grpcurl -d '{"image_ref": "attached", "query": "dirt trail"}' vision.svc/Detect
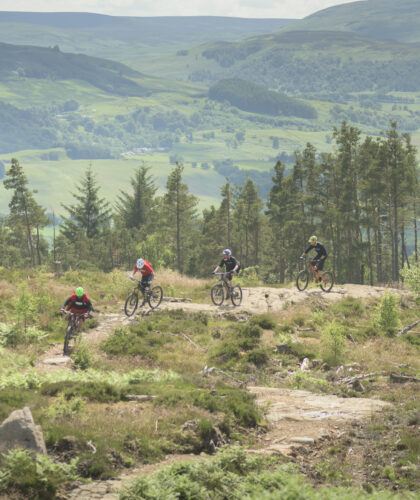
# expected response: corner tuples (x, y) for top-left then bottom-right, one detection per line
(160, 283), (408, 316)
(43, 284), (404, 499)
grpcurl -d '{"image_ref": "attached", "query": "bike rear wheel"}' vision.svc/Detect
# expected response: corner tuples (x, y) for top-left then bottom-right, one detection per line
(296, 270), (309, 291)
(320, 271), (334, 292)
(125, 292), (139, 316)
(148, 286), (163, 309)
(211, 283), (224, 306)
(230, 284), (242, 306)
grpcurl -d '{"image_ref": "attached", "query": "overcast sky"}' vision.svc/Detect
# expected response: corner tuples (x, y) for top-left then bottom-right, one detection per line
(0, 0), (357, 19)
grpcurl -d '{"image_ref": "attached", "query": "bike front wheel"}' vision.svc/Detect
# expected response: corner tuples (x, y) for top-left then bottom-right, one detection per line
(125, 292), (139, 316)
(211, 284), (224, 306)
(230, 284), (242, 306)
(63, 324), (72, 355)
(296, 270), (309, 291)
(148, 286), (163, 309)
(320, 271), (334, 292)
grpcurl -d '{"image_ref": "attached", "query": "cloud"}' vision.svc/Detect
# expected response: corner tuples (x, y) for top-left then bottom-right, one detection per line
(0, 0), (355, 19)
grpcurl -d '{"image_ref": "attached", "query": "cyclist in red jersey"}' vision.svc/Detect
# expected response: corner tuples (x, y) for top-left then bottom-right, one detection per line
(60, 287), (94, 330)
(130, 258), (154, 290)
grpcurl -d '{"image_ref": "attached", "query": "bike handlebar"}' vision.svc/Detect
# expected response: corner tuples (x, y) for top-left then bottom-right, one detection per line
(60, 309), (89, 318)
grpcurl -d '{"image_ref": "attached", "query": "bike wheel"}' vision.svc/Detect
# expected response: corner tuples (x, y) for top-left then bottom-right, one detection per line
(63, 324), (72, 355)
(148, 286), (163, 309)
(230, 284), (242, 306)
(124, 292), (139, 316)
(296, 270), (309, 291)
(211, 284), (224, 306)
(320, 271), (334, 292)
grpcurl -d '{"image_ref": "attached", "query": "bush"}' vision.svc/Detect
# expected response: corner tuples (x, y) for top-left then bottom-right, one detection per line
(373, 292), (401, 336)
(0, 448), (78, 499)
(250, 314), (276, 330)
(247, 349), (269, 367)
(71, 341), (92, 370)
(321, 320), (346, 366)
(400, 264), (420, 301)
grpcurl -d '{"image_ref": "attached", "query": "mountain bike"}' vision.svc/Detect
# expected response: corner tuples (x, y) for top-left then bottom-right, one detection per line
(124, 277), (163, 316)
(61, 310), (88, 355)
(211, 272), (242, 306)
(296, 256), (334, 292)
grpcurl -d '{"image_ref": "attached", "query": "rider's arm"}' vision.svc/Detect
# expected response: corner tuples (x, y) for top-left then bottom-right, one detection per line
(62, 297), (71, 310)
(213, 265), (220, 273)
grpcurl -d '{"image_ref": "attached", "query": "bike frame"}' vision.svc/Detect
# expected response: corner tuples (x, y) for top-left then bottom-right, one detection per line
(214, 272), (233, 292)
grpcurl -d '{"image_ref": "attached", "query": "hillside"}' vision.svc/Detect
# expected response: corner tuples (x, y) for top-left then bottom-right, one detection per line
(284, 0), (420, 43)
(0, 42), (149, 96)
(209, 78), (317, 118)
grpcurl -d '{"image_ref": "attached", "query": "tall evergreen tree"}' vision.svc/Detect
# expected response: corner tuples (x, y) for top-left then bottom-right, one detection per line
(3, 158), (48, 266)
(162, 163), (198, 273)
(61, 166), (111, 241)
(115, 165), (157, 230)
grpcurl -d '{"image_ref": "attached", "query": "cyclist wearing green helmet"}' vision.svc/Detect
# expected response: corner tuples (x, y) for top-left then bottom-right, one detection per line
(300, 236), (328, 286)
(60, 286), (94, 315)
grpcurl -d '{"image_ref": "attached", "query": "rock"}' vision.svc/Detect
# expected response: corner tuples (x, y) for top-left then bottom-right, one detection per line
(0, 406), (46, 454)
(126, 395), (157, 402)
(300, 358), (310, 371)
(290, 437), (315, 445)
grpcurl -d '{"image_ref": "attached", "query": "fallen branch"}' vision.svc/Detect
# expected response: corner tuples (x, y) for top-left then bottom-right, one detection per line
(162, 297), (192, 303)
(202, 365), (243, 385)
(126, 394), (157, 402)
(165, 331), (205, 351)
(397, 320), (420, 336)
(338, 372), (384, 385)
(390, 373), (420, 384)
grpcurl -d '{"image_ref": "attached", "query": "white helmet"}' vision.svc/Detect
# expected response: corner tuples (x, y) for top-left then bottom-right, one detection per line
(136, 258), (145, 269)
(222, 249), (232, 256)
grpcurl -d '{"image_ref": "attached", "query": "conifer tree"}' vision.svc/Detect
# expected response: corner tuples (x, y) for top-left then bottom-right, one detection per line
(61, 166), (111, 241)
(162, 163), (198, 273)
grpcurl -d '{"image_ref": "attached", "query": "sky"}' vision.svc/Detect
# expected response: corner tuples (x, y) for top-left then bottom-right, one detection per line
(0, 0), (357, 19)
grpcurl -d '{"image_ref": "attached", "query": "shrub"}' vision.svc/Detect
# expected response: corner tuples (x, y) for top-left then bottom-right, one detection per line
(321, 320), (346, 366)
(0, 448), (78, 499)
(71, 341), (92, 370)
(373, 292), (401, 336)
(400, 263), (420, 301)
(250, 314), (276, 330)
(247, 349), (269, 367)
(0, 323), (47, 347)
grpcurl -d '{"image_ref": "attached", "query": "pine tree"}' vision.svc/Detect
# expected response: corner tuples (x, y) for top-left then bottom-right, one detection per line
(3, 158), (48, 266)
(61, 166), (111, 241)
(162, 163), (198, 273)
(115, 164), (157, 230)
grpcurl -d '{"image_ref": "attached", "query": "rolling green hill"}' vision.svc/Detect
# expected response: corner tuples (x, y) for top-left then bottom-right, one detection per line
(0, 42), (149, 96)
(208, 79), (317, 118)
(154, 29), (420, 93)
(283, 0), (420, 43)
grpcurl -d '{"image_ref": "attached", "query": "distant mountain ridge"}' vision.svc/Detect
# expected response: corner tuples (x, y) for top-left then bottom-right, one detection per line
(285, 0), (420, 43)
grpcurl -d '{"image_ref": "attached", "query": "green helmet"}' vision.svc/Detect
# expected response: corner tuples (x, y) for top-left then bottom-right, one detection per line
(75, 287), (84, 297)
(308, 235), (317, 243)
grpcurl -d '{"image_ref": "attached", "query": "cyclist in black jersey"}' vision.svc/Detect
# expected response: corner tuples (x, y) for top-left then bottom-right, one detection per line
(300, 235), (327, 286)
(213, 249), (240, 297)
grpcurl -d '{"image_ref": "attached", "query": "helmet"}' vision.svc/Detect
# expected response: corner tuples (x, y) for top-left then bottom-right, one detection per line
(75, 287), (84, 297)
(222, 249), (231, 258)
(308, 235), (317, 243)
(136, 258), (145, 269)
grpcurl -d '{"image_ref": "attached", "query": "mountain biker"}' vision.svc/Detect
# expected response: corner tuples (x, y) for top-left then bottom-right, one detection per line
(213, 249), (240, 297)
(130, 258), (154, 290)
(60, 287), (94, 329)
(300, 236), (327, 286)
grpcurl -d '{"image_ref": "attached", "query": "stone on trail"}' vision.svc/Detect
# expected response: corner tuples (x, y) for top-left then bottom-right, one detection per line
(0, 406), (46, 454)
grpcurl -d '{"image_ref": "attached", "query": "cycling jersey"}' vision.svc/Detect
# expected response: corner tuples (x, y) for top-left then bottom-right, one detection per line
(62, 293), (93, 314)
(219, 256), (239, 273)
(304, 242), (328, 261)
(134, 260), (154, 276)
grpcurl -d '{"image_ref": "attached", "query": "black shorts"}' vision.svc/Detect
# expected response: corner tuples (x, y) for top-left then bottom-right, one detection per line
(311, 258), (325, 271)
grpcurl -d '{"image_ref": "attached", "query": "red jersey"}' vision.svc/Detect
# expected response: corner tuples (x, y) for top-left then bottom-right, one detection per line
(63, 292), (92, 314)
(134, 260), (154, 276)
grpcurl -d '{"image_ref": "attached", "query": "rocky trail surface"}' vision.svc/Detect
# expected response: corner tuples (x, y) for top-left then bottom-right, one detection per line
(40, 284), (404, 499)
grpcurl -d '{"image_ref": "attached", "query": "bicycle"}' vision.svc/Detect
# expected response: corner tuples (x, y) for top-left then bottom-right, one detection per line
(124, 277), (163, 316)
(211, 272), (242, 306)
(61, 310), (88, 355)
(296, 256), (334, 292)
